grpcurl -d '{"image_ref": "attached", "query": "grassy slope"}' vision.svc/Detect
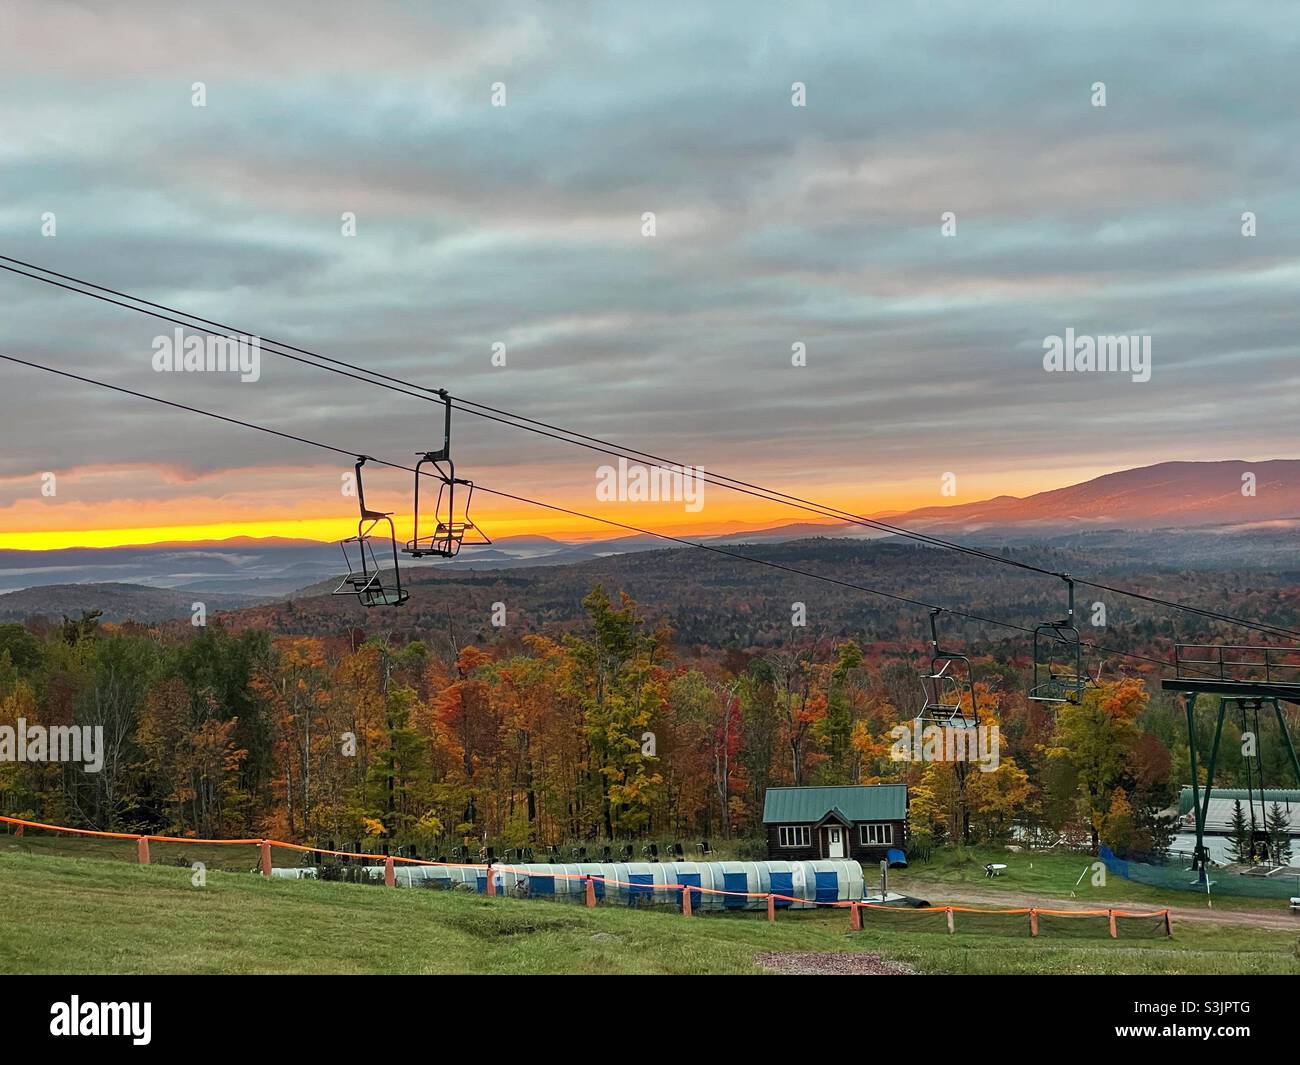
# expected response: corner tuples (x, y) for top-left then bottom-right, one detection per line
(4, 835), (1288, 911)
(3, 834), (1290, 910)
(1, 850), (1297, 975)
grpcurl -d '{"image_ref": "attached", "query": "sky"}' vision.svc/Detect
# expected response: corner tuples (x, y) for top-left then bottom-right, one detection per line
(0, 1), (1297, 550)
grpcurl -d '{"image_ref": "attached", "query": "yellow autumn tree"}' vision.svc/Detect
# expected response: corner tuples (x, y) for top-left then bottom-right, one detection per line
(1045, 679), (1147, 854)
(966, 757), (1032, 844)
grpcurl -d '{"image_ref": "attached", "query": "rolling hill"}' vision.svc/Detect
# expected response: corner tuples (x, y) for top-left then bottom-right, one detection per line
(885, 460), (1300, 530)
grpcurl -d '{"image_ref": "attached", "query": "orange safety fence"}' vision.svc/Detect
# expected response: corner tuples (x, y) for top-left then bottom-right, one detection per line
(0, 814), (1172, 935)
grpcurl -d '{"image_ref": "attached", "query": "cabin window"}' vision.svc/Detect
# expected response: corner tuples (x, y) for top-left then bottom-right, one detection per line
(860, 823), (893, 846)
(778, 825), (811, 848)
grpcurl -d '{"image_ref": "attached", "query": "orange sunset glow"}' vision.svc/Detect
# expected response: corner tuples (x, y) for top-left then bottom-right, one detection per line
(0, 463), (1111, 551)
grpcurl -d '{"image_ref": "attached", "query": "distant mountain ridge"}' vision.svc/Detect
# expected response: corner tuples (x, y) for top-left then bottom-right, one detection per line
(1, 460), (1296, 608)
(885, 460), (1300, 530)
(0, 583), (265, 623)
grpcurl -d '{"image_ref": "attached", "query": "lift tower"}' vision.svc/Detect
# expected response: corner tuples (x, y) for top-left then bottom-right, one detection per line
(1162, 644), (1300, 878)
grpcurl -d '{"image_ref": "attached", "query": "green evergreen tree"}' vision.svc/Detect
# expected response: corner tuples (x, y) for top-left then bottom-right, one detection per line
(1265, 801), (1292, 866)
(1226, 799), (1251, 863)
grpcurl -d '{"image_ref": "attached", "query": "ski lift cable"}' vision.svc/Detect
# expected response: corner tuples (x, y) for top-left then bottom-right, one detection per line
(1, 256), (1293, 640)
(2, 253), (1296, 641)
(0, 349), (1216, 680)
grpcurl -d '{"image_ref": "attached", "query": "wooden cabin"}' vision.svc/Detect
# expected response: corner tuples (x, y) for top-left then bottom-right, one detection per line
(762, 785), (908, 861)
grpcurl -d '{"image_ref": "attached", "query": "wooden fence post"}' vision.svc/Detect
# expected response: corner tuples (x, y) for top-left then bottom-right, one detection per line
(136, 836), (150, 866)
(384, 857), (395, 887)
(945, 906), (954, 934)
(1029, 909), (1039, 937)
(485, 864), (496, 896)
(585, 876), (597, 908)
(767, 894), (776, 923)
(1163, 910), (1172, 938)
(1108, 909), (1118, 939)
(850, 902), (862, 931)
(260, 839), (272, 877)
(681, 885), (693, 917)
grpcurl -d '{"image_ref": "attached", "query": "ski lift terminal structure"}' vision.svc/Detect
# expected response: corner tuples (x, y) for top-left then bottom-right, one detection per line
(1163, 643), (1300, 877)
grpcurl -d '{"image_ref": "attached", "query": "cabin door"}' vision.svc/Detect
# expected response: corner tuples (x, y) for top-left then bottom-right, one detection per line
(825, 825), (845, 859)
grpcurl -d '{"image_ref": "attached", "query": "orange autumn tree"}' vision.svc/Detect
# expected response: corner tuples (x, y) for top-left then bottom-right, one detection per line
(255, 637), (332, 840)
(137, 680), (248, 837)
(431, 645), (500, 838)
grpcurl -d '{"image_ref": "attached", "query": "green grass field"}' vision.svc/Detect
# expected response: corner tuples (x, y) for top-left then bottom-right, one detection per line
(887, 846), (1292, 914)
(2, 845), (1297, 974)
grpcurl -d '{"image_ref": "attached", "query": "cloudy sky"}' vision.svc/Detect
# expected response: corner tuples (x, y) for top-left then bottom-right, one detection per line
(1, 1), (1297, 548)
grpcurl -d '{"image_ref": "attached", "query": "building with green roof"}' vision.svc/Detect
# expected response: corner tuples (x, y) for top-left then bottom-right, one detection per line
(762, 785), (908, 861)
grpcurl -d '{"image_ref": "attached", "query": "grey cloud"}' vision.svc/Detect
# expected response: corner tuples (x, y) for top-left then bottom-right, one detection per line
(0, 0), (1298, 517)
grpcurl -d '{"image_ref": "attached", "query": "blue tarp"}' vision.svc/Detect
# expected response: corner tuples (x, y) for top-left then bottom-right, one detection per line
(814, 870), (839, 902)
(886, 848), (908, 867)
(677, 872), (700, 907)
(723, 871), (748, 909)
(628, 872), (654, 906)
(770, 871), (794, 907)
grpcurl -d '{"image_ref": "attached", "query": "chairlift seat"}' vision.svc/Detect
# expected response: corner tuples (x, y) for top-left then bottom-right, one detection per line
(1029, 603), (1092, 704)
(334, 532), (409, 607)
(403, 401), (492, 559)
(918, 653), (979, 728)
(333, 457), (409, 609)
(1029, 668), (1090, 704)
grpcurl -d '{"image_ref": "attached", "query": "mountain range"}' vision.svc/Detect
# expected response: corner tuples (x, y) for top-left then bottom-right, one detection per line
(1, 459), (1296, 621)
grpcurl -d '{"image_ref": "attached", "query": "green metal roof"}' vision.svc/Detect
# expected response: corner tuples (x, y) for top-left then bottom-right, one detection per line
(1177, 786), (1300, 815)
(762, 785), (907, 824)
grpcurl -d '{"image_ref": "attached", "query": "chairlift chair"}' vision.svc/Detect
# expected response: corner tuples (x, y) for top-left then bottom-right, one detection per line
(403, 391), (491, 559)
(333, 456), (410, 608)
(1029, 576), (1091, 704)
(917, 608), (980, 728)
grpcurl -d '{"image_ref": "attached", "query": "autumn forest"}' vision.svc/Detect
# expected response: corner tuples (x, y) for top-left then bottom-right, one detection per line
(1, 580), (1285, 861)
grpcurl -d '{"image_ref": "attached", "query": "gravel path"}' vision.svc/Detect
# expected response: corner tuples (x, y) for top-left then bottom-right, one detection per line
(756, 951), (916, 975)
